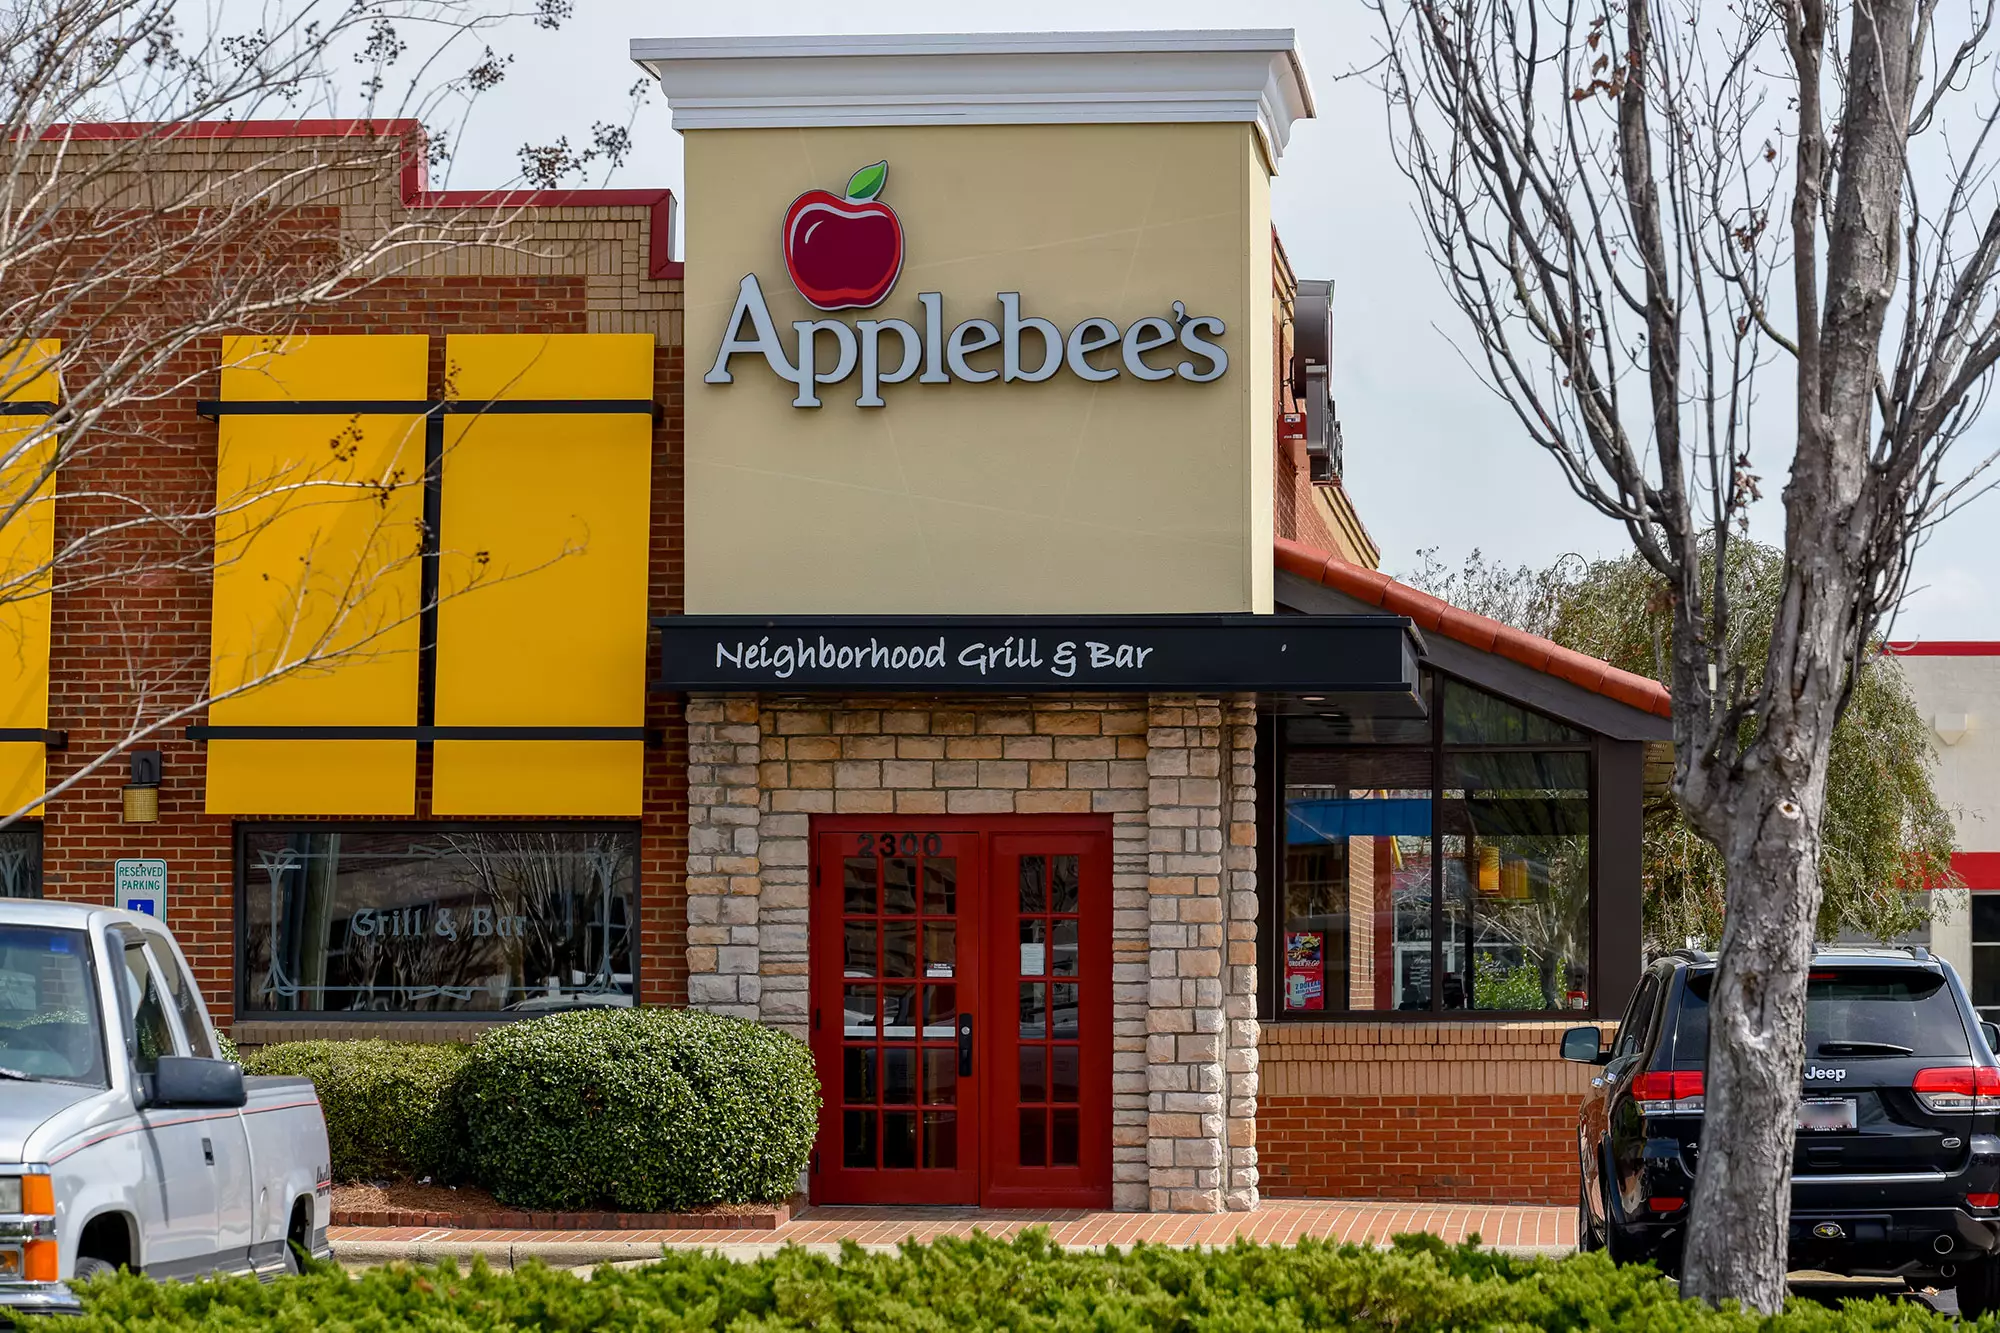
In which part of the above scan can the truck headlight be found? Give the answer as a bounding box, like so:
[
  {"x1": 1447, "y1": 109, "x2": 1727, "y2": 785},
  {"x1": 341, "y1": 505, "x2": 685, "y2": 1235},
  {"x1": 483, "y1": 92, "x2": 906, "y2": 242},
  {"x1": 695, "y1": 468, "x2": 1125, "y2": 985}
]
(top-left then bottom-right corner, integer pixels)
[{"x1": 0, "y1": 1175, "x2": 53, "y2": 1216}]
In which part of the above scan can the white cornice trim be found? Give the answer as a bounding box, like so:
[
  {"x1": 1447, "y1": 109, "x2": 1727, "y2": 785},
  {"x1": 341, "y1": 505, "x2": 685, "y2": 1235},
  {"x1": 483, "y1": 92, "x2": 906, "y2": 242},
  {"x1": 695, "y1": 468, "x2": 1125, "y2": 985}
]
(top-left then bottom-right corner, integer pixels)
[{"x1": 630, "y1": 30, "x2": 1315, "y2": 169}]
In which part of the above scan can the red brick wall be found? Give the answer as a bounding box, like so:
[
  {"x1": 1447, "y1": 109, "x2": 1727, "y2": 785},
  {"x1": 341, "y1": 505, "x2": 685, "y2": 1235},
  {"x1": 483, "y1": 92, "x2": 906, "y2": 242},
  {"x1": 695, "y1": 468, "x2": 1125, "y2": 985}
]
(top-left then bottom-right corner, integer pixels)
[
  {"x1": 29, "y1": 191, "x2": 686, "y2": 1028},
  {"x1": 640, "y1": 345, "x2": 688, "y2": 1007},
  {"x1": 1258, "y1": 1094, "x2": 1580, "y2": 1204},
  {"x1": 1256, "y1": 1021, "x2": 1601, "y2": 1204}
]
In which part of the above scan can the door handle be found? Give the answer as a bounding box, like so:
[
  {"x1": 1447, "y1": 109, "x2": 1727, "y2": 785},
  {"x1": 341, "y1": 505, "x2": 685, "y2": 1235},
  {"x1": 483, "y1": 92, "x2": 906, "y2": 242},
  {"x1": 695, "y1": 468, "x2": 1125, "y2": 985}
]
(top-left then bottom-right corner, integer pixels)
[
  {"x1": 202, "y1": 1137, "x2": 214, "y2": 1166},
  {"x1": 958, "y1": 1013, "x2": 974, "y2": 1077}
]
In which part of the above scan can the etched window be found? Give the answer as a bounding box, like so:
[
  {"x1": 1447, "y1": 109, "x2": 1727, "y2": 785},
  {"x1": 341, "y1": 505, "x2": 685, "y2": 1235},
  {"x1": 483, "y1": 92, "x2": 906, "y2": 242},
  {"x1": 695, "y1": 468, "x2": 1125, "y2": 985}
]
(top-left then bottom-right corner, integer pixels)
[
  {"x1": 239, "y1": 826, "x2": 636, "y2": 1014},
  {"x1": 0, "y1": 825, "x2": 41, "y2": 899}
]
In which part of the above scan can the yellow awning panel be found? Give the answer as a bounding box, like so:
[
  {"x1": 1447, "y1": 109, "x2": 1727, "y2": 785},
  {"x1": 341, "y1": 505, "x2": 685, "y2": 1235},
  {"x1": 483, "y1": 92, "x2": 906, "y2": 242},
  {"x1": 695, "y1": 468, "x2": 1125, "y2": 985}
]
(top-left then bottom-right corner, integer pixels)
[
  {"x1": 432, "y1": 334, "x2": 654, "y2": 814},
  {"x1": 0, "y1": 343, "x2": 60, "y2": 817},
  {"x1": 206, "y1": 335, "x2": 428, "y2": 814}
]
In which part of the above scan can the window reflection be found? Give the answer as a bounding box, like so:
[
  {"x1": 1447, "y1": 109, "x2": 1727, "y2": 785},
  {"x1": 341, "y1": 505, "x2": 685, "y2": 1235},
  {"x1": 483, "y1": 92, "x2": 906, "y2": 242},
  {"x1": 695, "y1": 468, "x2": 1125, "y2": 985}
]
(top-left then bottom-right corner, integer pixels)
[
  {"x1": 1282, "y1": 750, "x2": 1433, "y2": 1013},
  {"x1": 1279, "y1": 676, "x2": 1595, "y2": 1016},
  {"x1": 0, "y1": 828, "x2": 41, "y2": 899},
  {"x1": 240, "y1": 827, "x2": 637, "y2": 1014},
  {"x1": 1442, "y1": 753, "x2": 1591, "y2": 1012}
]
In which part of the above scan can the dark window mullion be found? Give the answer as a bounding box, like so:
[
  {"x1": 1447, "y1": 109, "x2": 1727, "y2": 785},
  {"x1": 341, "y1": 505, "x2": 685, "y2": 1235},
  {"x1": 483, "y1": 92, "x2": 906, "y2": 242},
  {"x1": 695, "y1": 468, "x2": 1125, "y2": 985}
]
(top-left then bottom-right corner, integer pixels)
[{"x1": 1431, "y1": 690, "x2": 1445, "y2": 1014}]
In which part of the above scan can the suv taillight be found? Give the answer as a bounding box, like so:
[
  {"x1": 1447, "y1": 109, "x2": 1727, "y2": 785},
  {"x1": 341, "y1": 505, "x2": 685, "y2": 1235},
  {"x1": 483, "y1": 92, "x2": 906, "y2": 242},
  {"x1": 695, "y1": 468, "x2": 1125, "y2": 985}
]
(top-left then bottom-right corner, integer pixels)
[
  {"x1": 1913, "y1": 1065, "x2": 2000, "y2": 1112},
  {"x1": 1633, "y1": 1070, "x2": 1705, "y2": 1116}
]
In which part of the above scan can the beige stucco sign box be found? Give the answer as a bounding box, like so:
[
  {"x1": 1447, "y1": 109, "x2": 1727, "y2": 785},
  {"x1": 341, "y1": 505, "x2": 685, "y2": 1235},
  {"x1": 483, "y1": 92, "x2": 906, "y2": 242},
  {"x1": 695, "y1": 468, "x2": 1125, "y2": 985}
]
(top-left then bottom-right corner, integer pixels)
[{"x1": 635, "y1": 32, "x2": 1314, "y2": 616}]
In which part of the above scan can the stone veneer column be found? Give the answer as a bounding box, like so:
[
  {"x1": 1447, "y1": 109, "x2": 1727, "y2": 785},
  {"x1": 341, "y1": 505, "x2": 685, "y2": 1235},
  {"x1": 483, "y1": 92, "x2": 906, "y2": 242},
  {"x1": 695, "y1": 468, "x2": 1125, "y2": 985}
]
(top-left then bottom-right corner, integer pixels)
[
  {"x1": 682, "y1": 693, "x2": 1241, "y2": 1213},
  {"x1": 683, "y1": 693, "x2": 763, "y2": 1020},
  {"x1": 1223, "y1": 697, "x2": 1261, "y2": 1209},
  {"x1": 1145, "y1": 694, "x2": 1229, "y2": 1212}
]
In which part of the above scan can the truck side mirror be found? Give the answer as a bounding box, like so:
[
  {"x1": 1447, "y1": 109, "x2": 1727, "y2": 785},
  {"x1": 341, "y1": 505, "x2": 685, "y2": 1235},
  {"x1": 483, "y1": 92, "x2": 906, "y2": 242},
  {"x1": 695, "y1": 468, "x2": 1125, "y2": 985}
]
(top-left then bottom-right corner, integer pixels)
[
  {"x1": 149, "y1": 1054, "x2": 247, "y2": 1109},
  {"x1": 1560, "y1": 1025, "x2": 1607, "y2": 1064},
  {"x1": 1982, "y1": 1021, "x2": 2000, "y2": 1055}
]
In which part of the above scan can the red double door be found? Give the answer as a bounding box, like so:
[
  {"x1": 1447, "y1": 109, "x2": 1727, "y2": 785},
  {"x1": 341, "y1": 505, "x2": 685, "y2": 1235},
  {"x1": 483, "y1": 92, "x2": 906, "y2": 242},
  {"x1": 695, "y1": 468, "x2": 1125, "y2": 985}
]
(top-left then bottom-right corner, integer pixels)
[{"x1": 809, "y1": 817, "x2": 1113, "y2": 1209}]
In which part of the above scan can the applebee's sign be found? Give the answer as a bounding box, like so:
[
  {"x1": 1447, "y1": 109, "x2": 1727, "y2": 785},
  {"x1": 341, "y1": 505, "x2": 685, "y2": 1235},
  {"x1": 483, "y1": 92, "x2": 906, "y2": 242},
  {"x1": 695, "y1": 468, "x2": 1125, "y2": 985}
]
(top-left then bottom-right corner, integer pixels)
[{"x1": 705, "y1": 160, "x2": 1230, "y2": 409}]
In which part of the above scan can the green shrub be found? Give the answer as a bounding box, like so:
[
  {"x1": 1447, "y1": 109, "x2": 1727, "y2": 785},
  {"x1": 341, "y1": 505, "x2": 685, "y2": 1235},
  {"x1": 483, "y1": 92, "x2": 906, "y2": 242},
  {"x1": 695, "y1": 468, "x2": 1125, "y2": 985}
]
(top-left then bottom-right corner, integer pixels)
[
  {"x1": 28, "y1": 1232, "x2": 1994, "y2": 1331},
  {"x1": 242, "y1": 1039, "x2": 471, "y2": 1182},
  {"x1": 455, "y1": 1007, "x2": 819, "y2": 1212}
]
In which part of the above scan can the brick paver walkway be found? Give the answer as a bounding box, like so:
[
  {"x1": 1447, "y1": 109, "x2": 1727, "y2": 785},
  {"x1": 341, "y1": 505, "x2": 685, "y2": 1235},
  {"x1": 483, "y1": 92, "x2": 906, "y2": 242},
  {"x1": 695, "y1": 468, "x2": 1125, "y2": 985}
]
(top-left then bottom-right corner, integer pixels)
[{"x1": 330, "y1": 1197, "x2": 1575, "y2": 1257}]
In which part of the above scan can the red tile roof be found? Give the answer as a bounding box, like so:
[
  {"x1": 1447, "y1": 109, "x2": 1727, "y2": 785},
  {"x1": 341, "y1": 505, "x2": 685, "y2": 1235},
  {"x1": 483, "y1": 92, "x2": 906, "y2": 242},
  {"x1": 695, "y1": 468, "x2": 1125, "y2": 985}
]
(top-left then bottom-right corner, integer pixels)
[{"x1": 1275, "y1": 537, "x2": 1673, "y2": 720}]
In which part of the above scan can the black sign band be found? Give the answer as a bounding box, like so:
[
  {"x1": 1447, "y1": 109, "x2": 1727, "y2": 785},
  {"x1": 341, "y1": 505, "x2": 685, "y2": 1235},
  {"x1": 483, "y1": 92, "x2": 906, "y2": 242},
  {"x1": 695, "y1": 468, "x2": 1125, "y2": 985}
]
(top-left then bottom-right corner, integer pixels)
[{"x1": 651, "y1": 614, "x2": 1423, "y2": 700}]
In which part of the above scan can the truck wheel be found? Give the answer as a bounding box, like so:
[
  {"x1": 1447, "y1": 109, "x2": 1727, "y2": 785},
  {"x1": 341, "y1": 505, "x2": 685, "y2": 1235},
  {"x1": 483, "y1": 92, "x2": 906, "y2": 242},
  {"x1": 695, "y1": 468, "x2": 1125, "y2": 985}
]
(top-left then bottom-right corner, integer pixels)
[
  {"x1": 1960, "y1": 1259, "x2": 2000, "y2": 1318},
  {"x1": 284, "y1": 1198, "x2": 313, "y2": 1275},
  {"x1": 72, "y1": 1257, "x2": 116, "y2": 1282}
]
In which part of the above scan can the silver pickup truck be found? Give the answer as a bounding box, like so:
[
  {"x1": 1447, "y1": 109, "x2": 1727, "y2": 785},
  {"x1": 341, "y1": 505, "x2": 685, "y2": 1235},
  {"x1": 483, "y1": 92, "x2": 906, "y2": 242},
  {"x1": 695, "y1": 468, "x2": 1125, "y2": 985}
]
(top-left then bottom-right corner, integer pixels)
[{"x1": 0, "y1": 900, "x2": 332, "y2": 1318}]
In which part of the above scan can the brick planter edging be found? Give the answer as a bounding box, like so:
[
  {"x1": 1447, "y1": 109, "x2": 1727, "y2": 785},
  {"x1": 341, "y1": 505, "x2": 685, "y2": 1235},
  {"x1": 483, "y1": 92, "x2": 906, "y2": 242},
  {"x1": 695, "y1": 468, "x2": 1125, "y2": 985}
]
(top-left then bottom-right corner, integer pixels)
[{"x1": 330, "y1": 1202, "x2": 789, "y2": 1231}]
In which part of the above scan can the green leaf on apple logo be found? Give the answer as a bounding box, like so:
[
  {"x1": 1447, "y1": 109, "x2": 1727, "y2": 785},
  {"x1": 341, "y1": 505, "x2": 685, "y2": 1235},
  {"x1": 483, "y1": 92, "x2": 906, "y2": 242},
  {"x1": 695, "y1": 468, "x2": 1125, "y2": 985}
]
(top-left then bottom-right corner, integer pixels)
[{"x1": 844, "y1": 161, "x2": 888, "y2": 202}]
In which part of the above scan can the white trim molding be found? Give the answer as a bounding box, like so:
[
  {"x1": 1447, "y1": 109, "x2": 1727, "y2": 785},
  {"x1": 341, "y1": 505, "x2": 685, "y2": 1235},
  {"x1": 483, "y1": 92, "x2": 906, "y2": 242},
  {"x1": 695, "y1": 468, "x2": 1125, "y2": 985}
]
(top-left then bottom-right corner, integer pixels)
[{"x1": 630, "y1": 30, "x2": 1316, "y2": 170}]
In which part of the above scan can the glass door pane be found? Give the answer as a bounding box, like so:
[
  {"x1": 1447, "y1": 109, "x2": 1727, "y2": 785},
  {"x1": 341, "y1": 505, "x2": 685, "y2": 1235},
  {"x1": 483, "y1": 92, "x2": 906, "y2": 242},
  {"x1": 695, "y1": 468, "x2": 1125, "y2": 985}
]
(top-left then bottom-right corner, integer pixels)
[
  {"x1": 985, "y1": 831, "x2": 1111, "y2": 1209},
  {"x1": 815, "y1": 831, "x2": 978, "y2": 1205},
  {"x1": 1011, "y1": 854, "x2": 1083, "y2": 1168}
]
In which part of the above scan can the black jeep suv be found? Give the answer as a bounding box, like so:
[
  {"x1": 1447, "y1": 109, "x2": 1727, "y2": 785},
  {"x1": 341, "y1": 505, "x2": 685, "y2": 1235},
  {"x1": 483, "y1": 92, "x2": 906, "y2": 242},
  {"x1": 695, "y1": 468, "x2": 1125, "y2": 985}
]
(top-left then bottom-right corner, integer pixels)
[{"x1": 1563, "y1": 947, "x2": 2000, "y2": 1310}]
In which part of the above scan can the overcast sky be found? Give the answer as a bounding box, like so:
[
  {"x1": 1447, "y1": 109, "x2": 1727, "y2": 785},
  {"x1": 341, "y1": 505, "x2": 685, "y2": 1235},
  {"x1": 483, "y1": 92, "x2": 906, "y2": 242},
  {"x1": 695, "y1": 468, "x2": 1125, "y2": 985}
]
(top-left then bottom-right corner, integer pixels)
[{"x1": 429, "y1": 0, "x2": 1999, "y2": 642}]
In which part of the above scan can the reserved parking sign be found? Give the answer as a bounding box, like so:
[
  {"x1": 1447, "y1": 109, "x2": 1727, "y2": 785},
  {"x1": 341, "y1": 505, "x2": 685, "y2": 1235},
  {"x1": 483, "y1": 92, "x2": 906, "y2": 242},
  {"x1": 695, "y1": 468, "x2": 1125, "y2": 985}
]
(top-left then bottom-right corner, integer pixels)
[{"x1": 114, "y1": 858, "x2": 167, "y2": 922}]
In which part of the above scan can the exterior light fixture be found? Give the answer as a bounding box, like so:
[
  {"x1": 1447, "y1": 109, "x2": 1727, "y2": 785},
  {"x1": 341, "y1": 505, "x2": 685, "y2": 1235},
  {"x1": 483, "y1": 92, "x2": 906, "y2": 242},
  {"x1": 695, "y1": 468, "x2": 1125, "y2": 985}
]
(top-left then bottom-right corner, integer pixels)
[
  {"x1": 1936, "y1": 713, "x2": 1972, "y2": 746},
  {"x1": 122, "y1": 750, "x2": 162, "y2": 824}
]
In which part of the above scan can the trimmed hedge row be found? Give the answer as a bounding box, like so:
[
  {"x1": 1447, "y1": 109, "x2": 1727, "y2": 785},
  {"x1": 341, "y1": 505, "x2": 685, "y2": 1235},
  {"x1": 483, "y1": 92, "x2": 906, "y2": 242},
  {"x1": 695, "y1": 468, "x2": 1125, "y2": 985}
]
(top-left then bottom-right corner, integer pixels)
[
  {"x1": 243, "y1": 1039, "x2": 472, "y2": 1182},
  {"x1": 27, "y1": 1233, "x2": 1987, "y2": 1331},
  {"x1": 242, "y1": 1008, "x2": 819, "y2": 1212}
]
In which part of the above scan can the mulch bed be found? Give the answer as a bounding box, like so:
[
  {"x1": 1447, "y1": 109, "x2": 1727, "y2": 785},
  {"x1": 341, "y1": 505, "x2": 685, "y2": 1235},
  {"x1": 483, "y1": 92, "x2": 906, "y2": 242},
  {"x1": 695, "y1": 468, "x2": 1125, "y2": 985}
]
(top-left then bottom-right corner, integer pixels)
[{"x1": 329, "y1": 1180, "x2": 789, "y2": 1231}]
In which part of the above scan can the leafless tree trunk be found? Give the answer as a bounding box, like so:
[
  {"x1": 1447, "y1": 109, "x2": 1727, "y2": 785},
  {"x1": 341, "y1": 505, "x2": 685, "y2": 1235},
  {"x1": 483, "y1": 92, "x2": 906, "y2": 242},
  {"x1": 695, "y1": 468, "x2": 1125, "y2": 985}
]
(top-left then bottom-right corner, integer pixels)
[
  {"x1": 1373, "y1": 0, "x2": 2000, "y2": 1308},
  {"x1": 0, "y1": 0, "x2": 647, "y2": 824}
]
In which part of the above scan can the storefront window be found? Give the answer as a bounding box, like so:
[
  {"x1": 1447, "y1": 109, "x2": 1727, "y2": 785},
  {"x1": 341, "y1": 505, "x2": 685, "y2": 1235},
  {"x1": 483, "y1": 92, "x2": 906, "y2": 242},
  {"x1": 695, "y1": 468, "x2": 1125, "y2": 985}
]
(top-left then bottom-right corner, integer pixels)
[
  {"x1": 1443, "y1": 686, "x2": 1586, "y2": 745},
  {"x1": 239, "y1": 826, "x2": 636, "y2": 1014},
  {"x1": 0, "y1": 826, "x2": 40, "y2": 898},
  {"x1": 1282, "y1": 750, "x2": 1432, "y2": 1012},
  {"x1": 1440, "y1": 752, "x2": 1591, "y2": 1012},
  {"x1": 1276, "y1": 676, "x2": 1594, "y2": 1016},
  {"x1": 1971, "y1": 893, "x2": 2000, "y2": 1023}
]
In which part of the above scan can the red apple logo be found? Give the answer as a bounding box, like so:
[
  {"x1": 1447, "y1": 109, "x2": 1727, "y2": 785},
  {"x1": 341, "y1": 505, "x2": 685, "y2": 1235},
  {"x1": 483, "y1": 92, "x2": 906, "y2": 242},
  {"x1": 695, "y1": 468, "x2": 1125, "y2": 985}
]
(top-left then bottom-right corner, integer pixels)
[{"x1": 782, "y1": 161, "x2": 903, "y2": 311}]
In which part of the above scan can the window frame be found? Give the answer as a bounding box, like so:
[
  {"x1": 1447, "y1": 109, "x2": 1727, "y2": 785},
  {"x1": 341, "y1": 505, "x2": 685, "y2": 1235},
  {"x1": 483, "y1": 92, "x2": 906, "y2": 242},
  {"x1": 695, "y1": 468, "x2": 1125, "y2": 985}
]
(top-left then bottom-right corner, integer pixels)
[
  {"x1": 107, "y1": 922, "x2": 193, "y2": 1074},
  {"x1": 232, "y1": 820, "x2": 642, "y2": 1021},
  {"x1": 142, "y1": 925, "x2": 218, "y2": 1060},
  {"x1": 1260, "y1": 669, "x2": 1605, "y2": 1022}
]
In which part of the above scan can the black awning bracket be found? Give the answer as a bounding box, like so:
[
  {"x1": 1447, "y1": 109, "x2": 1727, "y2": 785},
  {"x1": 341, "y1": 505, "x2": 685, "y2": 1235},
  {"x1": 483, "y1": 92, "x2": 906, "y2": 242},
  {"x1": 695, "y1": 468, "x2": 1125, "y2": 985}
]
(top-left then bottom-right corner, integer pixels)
[
  {"x1": 185, "y1": 724, "x2": 661, "y2": 748},
  {"x1": 195, "y1": 398, "x2": 658, "y2": 422},
  {"x1": 0, "y1": 728, "x2": 67, "y2": 749}
]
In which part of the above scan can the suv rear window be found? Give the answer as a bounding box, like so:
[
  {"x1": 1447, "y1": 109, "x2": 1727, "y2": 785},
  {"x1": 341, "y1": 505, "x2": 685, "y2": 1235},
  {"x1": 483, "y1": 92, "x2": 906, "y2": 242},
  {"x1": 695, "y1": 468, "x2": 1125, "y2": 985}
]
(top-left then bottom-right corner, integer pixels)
[{"x1": 1672, "y1": 968, "x2": 1971, "y2": 1063}]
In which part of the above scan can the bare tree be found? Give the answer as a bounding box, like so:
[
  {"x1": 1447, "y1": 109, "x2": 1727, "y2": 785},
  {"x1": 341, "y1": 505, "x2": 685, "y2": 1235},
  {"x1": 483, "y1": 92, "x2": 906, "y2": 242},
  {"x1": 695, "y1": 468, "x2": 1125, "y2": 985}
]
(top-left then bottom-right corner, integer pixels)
[
  {"x1": 1372, "y1": 0, "x2": 2000, "y2": 1310},
  {"x1": 0, "y1": 0, "x2": 646, "y2": 825}
]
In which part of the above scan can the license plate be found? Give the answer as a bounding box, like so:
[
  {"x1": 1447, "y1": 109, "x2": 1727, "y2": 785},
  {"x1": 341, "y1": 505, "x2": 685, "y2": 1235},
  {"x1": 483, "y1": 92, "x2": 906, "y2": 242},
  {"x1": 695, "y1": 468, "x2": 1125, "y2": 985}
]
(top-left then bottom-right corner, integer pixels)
[{"x1": 1798, "y1": 1098, "x2": 1858, "y2": 1132}]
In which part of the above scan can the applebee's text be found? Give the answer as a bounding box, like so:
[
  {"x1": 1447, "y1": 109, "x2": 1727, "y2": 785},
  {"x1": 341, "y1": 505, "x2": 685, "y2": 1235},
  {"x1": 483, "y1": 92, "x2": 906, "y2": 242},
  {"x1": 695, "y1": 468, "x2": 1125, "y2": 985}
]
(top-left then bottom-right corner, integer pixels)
[
  {"x1": 716, "y1": 634, "x2": 1158, "y2": 679},
  {"x1": 705, "y1": 274, "x2": 1228, "y2": 408}
]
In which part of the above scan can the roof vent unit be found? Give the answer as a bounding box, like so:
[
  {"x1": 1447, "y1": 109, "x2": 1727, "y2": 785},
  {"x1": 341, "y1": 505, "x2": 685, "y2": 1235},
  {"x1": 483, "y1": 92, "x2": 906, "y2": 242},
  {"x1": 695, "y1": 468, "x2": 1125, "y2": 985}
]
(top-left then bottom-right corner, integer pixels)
[{"x1": 1291, "y1": 279, "x2": 1342, "y2": 483}]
